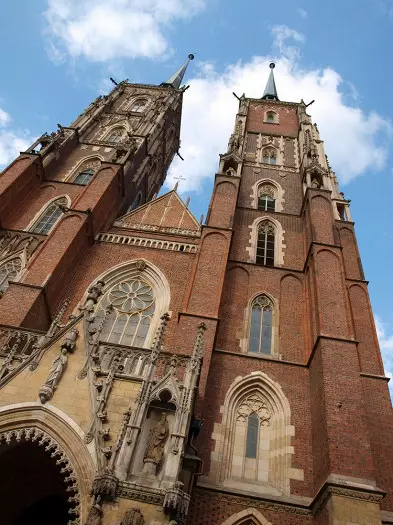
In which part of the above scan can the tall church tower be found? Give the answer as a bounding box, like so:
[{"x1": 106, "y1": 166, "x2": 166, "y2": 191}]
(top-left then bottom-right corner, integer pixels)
[{"x1": 0, "y1": 61, "x2": 392, "y2": 525}]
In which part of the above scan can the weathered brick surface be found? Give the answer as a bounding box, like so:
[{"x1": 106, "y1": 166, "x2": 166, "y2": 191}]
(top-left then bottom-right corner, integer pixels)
[{"x1": 0, "y1": 83, "x2": 392, "y2": 525}]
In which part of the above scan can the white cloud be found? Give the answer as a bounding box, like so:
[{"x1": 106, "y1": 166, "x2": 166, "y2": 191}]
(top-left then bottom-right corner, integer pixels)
[
  {"x1": 297, "y1": 7, "x2": 308, "y2": 18},
  {"x1": 0, "y1": 108, "x2": 11, "y2": 127},
  {"x1": 375, "y1": 315, "x2": 393, "y2": 394},
  {"x1": 43, "y1": 0, "x2": 205, "y2": 63},
  {"x1": 0, "y1": 107, "x2": 34, "y2": 167},
  {"x1": 271, "y1": 24, "x2": 305, "y2": 61},
  {"x1": 167, "y1": 31, "x2": 391, "y2": 194}
]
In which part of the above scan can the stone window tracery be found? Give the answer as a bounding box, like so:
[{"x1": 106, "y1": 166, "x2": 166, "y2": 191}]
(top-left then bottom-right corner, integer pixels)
[
  {"x1": 256, "y1": 222, "x2": 275, "y2": 266},
  {"x1": 106, "y1": 128, "x2": 125, "y2": 144},
  {"x1": 249, "y1": 295, "x2": 273, "y2": 354},
  {"x1": 262, "y1": 147, "x2": 276, "y2": 165},
  {"x1": 0, "y1": 257, "x2": 22, "y2": 293},
  {"x1": 72, "y1": 159, "x2": 100, "y2": 186},
  {"x1": 211, "y1": 372, "x2": 301, "y2": 497},
  {"x1": 258, "y1": 184, "x2": 276, "y2": 212},
  {"x1": 30, "y1": 197, "x2": 68, "y2": 235},
  {"x1": 96, "y1": 278, "x2": 156, "y2": 347},
  {"x1": 130, "y1": 99, "x2": 148, "y2": 113}
]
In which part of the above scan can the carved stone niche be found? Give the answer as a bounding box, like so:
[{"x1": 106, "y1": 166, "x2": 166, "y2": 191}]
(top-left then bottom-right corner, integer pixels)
[
  {"x1": 91, "y1": 468, "x2": 119, "y2": 501},
  {"x1": 131, "y1": 392, "x2": 176, "y2": 484},
  {"x1": 121, "y1": 507, "x2": 145, "y2": 525}
]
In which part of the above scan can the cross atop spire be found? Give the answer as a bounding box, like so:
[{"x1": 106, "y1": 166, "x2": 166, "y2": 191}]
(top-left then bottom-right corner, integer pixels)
[
  {"x1": 161, "y1": 53, "x2": 195, "y2": 90},
  {"x1": 262, "y1": 62, "x2": 279, "y2": 101}
]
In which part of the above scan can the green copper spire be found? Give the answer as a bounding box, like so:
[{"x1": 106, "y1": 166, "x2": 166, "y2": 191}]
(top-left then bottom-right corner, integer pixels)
[
  {"x1": 262, "y1": 63, "x2": 279, "y2": 100},
  {"x1": 161, "y1": 53, "x2": 195, "y2": 89}
]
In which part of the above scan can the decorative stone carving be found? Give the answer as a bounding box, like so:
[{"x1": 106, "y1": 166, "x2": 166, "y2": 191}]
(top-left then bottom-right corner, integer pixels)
[
  {"x1": 84, "y1": 280, "x2": 106, "y2": 312},
  {"x1": 143, "y1": 413, "x2": 169, "y2": 474},
  {"x1": 0, "y1": 426, "x2": 81, "y2": 522},
  {"x1": 85, "y1": 496, "x2": 103, "y2": 525},
  {"x1": 61, "y1": 328, "x2": 79, "y2": 353},
  {"x1": 163, "y1": 481, "x2": 190, "y2": 517},
  {"x1": 91, "y1": 468, "x2": 119, "y2": 501},
  {"x1": 236, "y1": 393, "x2": 272, "y2": 427},
  {"x1": 39, "y1": 348, "x2": 68, "y2": 403},
  {"x1": 121, "y1": 507, "x2": 145, "y2": 525}
]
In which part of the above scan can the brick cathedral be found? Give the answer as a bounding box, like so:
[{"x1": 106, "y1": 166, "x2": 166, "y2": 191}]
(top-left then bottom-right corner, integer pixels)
[{"x1": 0, "y1": 57, "x2": 392, "y2": 525}]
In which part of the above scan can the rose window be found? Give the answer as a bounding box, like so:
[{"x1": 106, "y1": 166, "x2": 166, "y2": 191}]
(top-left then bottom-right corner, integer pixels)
[
  {"x1": 109, "y1": 280, "x2": 154, "y2": 313},
  {"x1": 95, "y1": 278, "x2": 156, "y2": 347}
]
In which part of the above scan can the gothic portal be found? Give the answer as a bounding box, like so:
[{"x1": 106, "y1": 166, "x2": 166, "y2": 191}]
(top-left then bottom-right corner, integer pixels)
[{"x1": 0, "y1": 59, "x2": 392, "y2": 525}]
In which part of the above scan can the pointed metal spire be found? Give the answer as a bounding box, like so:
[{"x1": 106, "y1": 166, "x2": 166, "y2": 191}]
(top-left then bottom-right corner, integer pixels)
[
  {"x1": 262, "y1": 63, "x2": 279, "y2": 101},
  {"x1": 161, "y1": 53, "x2": 195, "y2": 89}
]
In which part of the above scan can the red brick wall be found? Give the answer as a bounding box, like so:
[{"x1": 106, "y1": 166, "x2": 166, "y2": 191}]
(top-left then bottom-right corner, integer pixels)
[{"x1": 246, "y1": 102, "x2": 299, "y2": 137}]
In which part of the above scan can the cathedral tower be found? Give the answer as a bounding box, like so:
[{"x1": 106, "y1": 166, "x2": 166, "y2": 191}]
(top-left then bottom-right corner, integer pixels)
[{"x1": 0, "y1": 62, "x2": 392, "y2": 525}]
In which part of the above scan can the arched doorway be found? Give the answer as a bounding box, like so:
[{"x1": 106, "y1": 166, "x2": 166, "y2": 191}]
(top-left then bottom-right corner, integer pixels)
[{"x1": 0, "y1": 429, "x2": 80, "y2": 525}]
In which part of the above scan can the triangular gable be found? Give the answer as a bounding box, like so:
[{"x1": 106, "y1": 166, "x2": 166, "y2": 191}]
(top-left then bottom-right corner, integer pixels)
[{"x1": 115, "y1": 190, "x2": 200, "y2": 233}]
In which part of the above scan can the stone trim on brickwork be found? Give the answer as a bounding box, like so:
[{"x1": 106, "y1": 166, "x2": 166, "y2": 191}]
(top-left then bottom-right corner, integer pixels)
[
  {"x1": 207, "y1": 371, "x2": 303, "y2": 497},
  {"x1": 250, "y1": 178, "x2": 285, "y2": 212},
  {"x1": 246, "y1": 216, "x2": 286, "y2": 267},
  {"x1": 25, "y1": 194, "x2": 72, "y2": 233},
  {"x1": 96, "y1": 232, "x2": 198, "y2": 253}
]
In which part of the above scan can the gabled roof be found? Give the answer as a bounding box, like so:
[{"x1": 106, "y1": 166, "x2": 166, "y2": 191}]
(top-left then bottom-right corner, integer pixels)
[{"x1": 115, "y1": 189, "x2": 201, "y2": 235}]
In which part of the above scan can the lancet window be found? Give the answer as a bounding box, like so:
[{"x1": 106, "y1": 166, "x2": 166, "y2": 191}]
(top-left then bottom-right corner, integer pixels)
[
  {"x1": 72, "y1": 159, "x2": 100, "y2": 186},
  {"x1": 95, "y1": 279, "x2": 156, "y2": 347},
  {"x1": 258, "y1": 184, "x2": 276, "y2": 212},
  {"x1": 0, "y1": 257, "x2": 23, "y2": 293},
  {"x1": 249, "y1": 295, "x2": 273, "y2": 355},
  {"x1": 30, "y1": 197, "x2": 68, "y2": 235},
  {"x1": 256, "y1": 221, "x2": 275, "y2": 266},
  {"x1": 262, "y1": 147, "x2": 277, "y2": 165}
]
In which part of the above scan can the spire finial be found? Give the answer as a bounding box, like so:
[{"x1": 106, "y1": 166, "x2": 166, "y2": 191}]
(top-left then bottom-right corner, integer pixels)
[
  {"x1": 262, "y1": 62, "x2": 279, "y2": 101},
  {"x1": 161, "y1": 53, "x2": 195, "y2": 90}
]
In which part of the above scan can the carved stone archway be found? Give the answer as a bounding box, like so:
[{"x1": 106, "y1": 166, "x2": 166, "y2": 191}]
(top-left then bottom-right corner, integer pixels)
[{"x1": 0, "y1": 404, "x2": 95, "y2": 524}]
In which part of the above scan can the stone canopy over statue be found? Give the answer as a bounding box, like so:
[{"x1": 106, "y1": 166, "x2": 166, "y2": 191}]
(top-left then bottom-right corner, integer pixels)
[{"x1": 143, "y1": 413, "x2": 169, "y2": 475}]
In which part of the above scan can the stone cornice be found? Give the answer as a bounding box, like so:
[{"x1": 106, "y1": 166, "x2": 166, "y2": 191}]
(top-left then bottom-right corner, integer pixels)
[{"x1": 193, "y1": 479, "x2": 386, "y2": 517}]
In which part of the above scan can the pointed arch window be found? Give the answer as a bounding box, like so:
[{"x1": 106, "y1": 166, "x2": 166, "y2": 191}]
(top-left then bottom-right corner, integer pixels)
[
  {"x1": 30, "y1": 197, "x2": 68, "y2": 235},
  {"x1": 258, "y1": 184, "x2": 276, "y2": 212},
  {"x1": 0, "y1": 257, "x2": 23, "y2": 292},
  {"x1": 72, "y1": 159, "x2": 100, "y2": 186},
  {"x1": 262, "y1": 147, "x2": 276, "y2": 165},
  {"x1": 130, "y1": 99, "x2": 148, "y2": 113},
  {"x1": 264, "y1": 111, "x2": 278, "y2": 124},
  {"x1": 106, "y1": 128, "x2": 124, "y2": 144},
  {"x1": 249, "y1": 295, "x2": 273, "y2": 354},
  {"x1": 95, "y1": 279, "x2": 155, "y2": 347},
  {"x1": 256, "y1": 221, "x2": 275, "y2": 266}
]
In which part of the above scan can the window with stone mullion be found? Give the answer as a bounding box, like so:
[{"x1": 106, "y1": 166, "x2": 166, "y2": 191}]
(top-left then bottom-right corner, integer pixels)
[
  {"x1": 32, "y1": 205, "x2": 62, "y2": 234},
  {"x1": 256, "y1": 230, "x2": 275, "y2": 266},
  {"x1": 258, "y1": 194, "x2": 275, "y2": 212}
]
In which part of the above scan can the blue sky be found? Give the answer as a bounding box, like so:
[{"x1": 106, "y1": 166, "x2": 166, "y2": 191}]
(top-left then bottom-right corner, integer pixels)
[{"x1": 1, "y1": 0, "x2": 393, "y2": 388}]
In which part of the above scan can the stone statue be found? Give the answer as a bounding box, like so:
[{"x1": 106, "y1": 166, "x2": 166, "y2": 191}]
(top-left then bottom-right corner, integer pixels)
[
  {"x1": 61, "y1": 328, "x2": 79, "y2": 353},
  {"x1": 85, "y1": 280, "x2": 105, "y2": 311},
  {"x1": 38, "y1": 348, "x2": 68, "y2": 403},
  {"x1": 311, "y1": 178, "x2": 321, "y2": 189},
  {"x1": 143, "y1": 413, "x2": 169, "y2": 473}
]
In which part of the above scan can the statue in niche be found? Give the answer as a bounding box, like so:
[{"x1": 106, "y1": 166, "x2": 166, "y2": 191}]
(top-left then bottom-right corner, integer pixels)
[
  {"x1": 143, "y1": 413, "x2": 169, "y2": 474},
  {"x1": 311, "y1": 177, "x2": 321, "y2": 189},
  {"x1": 38, "y1": 348, "x2": 68, "y2": 403}
]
